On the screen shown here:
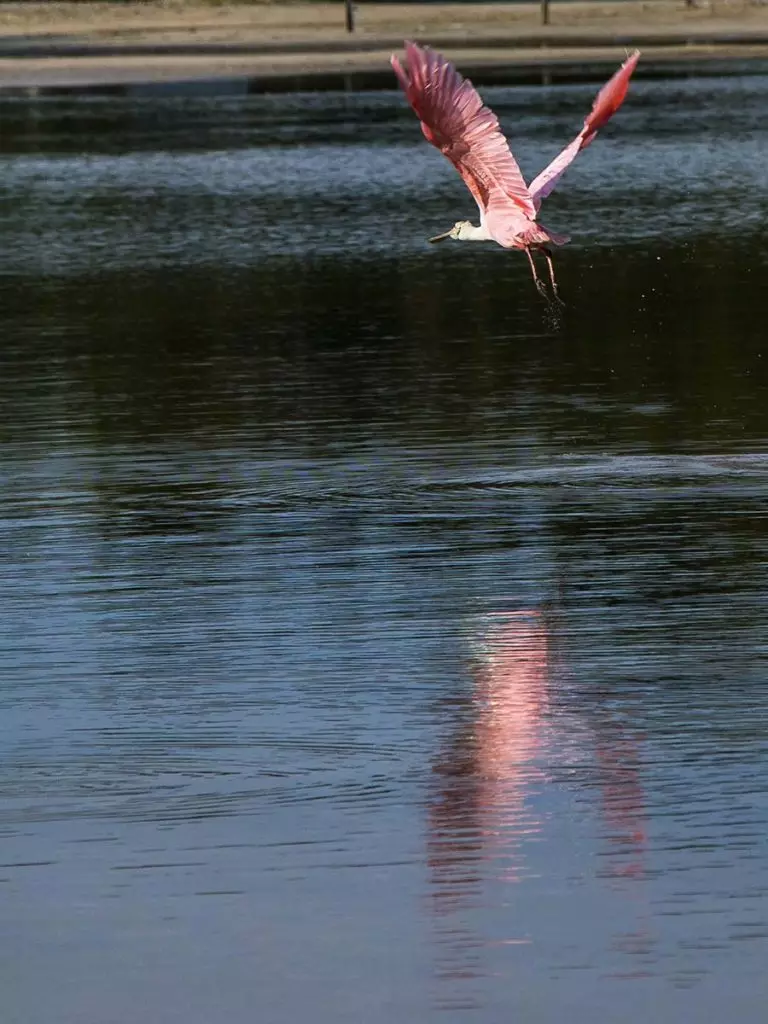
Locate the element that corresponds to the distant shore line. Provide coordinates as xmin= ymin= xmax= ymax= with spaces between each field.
xmin=1 ymin=43 xmax=768 ymax=96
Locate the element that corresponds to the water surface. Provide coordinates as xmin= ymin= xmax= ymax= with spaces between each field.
xmin=1 ymin=72 xmax=768 ymax=1023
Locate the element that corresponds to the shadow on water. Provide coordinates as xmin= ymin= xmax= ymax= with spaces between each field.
xmin=1 ymin=74 xmax=768 ymax=1024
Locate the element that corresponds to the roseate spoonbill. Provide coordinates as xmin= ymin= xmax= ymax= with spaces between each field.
xmin=391 ymin=43 xmax=640 ymax=302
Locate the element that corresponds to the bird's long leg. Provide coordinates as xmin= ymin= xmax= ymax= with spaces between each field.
xmin=541 ymin=247 xmax=564 ymax=306
xmin=524 ymin=247 xmax=549 ymax=300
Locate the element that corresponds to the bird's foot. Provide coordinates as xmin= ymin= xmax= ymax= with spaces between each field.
xmin=549 ymin=285 xmax=566 ymax=308
xmin=535 ymin=280 xmax=564 ymax=307
xmin=540 ymin=247 xmax=565 ymax=307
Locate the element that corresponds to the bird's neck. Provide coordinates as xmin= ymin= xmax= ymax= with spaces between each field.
xmin=457 ymin=222 xmax=490 ymax=241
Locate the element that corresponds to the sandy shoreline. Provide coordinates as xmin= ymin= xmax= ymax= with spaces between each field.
xmin=0 ymin=1 xmax=767 ymax=92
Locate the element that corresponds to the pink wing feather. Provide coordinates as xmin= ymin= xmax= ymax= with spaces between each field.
xmin=391 ymin=42 xmax=536 ymax=223
xmin=528 ymin=50 xmax=640 ymax=209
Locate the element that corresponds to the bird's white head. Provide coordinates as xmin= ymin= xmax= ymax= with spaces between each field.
xmin=428 ymin=220 xmax=476 ymax=243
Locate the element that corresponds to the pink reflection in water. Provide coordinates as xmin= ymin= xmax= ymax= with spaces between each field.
xmin=594 ymin=721 xmax=647 ymax=881
xmin=466 ymin=611 xmax=549 ymax=874
xmin=427 ymin=608 xmax=651 ymax=1000
xmin=428 ymin=611 xmax=549 ymax=911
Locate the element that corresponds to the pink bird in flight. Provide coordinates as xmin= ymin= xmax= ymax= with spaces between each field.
xmin=391 ymin=43 xmax=640 ymax=303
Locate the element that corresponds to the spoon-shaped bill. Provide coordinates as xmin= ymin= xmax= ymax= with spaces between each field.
xmin=428 ymin=230 xmax=453 ymax=243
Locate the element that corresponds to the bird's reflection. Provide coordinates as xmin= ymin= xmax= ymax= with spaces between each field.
xmin=593 ymin=717 xmax=647 ymax=882
xmin=429 ymin=610 xmax=549 ymax=896
xmin=427 ymin=609 xmax=549 ymax=994
xmin=427 ymin=607 xmax=651 ymax=1000
xmin=591 ymin=716 xmax=653 ymax=975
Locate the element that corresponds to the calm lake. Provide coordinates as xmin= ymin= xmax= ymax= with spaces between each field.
xmin=2 ymin=69 xmax=768 ymax=1023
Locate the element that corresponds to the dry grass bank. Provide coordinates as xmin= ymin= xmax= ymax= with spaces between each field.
xmin=0 ymin=2 xmax=766 ymax=45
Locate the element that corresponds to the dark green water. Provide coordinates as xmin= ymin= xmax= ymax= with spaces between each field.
xmin=1 ymin=72 xmax=768 ymax=1023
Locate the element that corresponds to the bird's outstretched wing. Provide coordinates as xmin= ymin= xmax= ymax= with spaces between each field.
xmin=391 ymin=41 xmax=536 ymax=223
xmin=527 ymin=50 xmax=640 ymax=210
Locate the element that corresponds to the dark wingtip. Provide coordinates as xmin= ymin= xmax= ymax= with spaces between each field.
xmin=391 ymin=49 xmax=410 ymax=91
